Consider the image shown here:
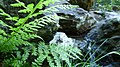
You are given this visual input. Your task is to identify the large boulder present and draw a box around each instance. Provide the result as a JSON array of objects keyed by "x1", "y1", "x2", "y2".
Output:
[
  {"x1": 43, "y1": 0, "x2": 97, "y2": 41},
  {"x1": 84, "y1": 13, "x2": 120, "y2": 66},
  {"x1": 84, "y1": 11, "x2": 120, "y2": 51}
]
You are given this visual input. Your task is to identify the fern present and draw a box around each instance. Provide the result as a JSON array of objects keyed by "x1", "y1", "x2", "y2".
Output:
[
  {"x1": 49, "y1": 44, "x2": 82, "y2": 67},
  {"x1": 32, "y1": 42, "x2": 83, "y2": 67},
  {"x1": 0, "y1": 0, "x2": 56, "y2": 60},
  {"x1": 0, "y1": 0, "x2": 59, "y2": 52},
  {"x1": 0, "y1": 0, "x2": 83, "y2": 67}
]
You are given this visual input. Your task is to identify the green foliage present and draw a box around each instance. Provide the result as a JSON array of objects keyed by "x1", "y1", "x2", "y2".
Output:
[
  {"x1": 32, "y1": 43, "x2": 82, "y2": 67},
  {"x1": 0, "y1": 0, "x2": 83, "y2": 67},
  {"x1": 3, "y1": 42, "x2": 82, "y2": 67},
  {"x1": 0, "y1": 0, "x2": 49, "y2": 52},
  {"x1": 95, "y1": 0, "x2": 120, "y2": 11}
]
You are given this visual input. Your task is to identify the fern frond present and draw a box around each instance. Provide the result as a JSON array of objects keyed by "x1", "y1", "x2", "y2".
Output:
[
  {"x1": 26, "y1": 3, "x2": 34, "y2": 11},
  {"x1": 10, "y1": 0, "x2": 26, "y2": 8},
  {"x1": 29, "y1": 4, "x2": 78, "y2": 18},
  {"x1": 0, "y1": 29, "x2": 7, "y2": 36},
  {"x1": 0, "y1": 9, "x2": 19, "y2": 22},
  {"x1": 18, "y1": 3, "x2": 34, "y2": 13},
  {"x1": 0, "y1": 0, "x2": 47, "y2": 52},
  {"x1": 15, "y1": 18, "x2": 25, "y2": 26},
  {"x1": 0, "y1": 20, "x2": 11, "y2": 28},
  {"x1": 0, "y1": 34, "x2": 32, "y2": 52},
  {"x1": 32, "y1": 42, "x2": 83, "y2": 67},
  {"x1": 6, "y1": 16, "x2": 19, "y2": 21},
  {"x1": 0, "y1": 9, "x2": 11, "y2": 17},
  {"x1": 43, "y1": 0, "x2": 53, "y2": 6},
  {"x1": 10, "y1": 2, "x2": 24, "y2": 7},
  {"x1": 32, "y1": 42, "x2": 49, "y2": 66},
  {"x1": 49, "y1": 45, "x2": 83, "y2": 67}
]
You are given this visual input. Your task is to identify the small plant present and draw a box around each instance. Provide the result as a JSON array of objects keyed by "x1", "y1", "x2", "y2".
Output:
[{"x1": 74, "y1": 39, "x2": 120, "y2": 67}]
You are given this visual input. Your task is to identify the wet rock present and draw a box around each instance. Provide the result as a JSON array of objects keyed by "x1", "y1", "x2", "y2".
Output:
[
  {"x1": 57, "y1": 7, "x2": 96, "y2": 37},
  {"x1": 104, "y1": 62, "x2": 120, "y2": 67},
  {"x1": 50, "y1": 32, "x2": 86, "y2": 50},
  {"x1": 85, "y1": 12, "x2": 120, "y2": 41},
  {"x1": 44, "y1": 0, "x2": 97, "y2": 40},
  {"x1": 85, "y1": 16, "x2": 120, "y2": 51},
  {"x1": 84, "y1": 13, "x2": 120, "y2": 66}
]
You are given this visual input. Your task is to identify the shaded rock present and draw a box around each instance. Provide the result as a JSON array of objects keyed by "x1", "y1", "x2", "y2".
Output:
[
  {"x1": 67, "y1": 0, "x2": 94, "y2": 11},
  {"x1": 85, "y1": 16, "x2": 120, "y2": 51},
  {"x1": 84, "y1": 13, "x2": 120, "y2": 66},
  {"x1": 57, "y1": 8, "x2": 96, "y2": 37},
  {"x1": 91, "y1": 11, "x2": 120, "y2": 21},
  {"x1": 104, "y1": 62, "x2": 120, "y2": 67},
  {"x1": 44, "y1": 0, "x2": 97, "y2": 41},
  {"x1": 112, "y1": 5, "x2": 120, "y2": 12}
]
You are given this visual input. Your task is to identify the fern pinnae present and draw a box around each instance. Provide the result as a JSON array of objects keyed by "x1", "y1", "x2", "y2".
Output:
[
  {"x1": 10, "y1": 0, "x2": 26, "y2": 8},
  {"x1": 1, "y1": 0, "x2": 45, "y2": 51}
]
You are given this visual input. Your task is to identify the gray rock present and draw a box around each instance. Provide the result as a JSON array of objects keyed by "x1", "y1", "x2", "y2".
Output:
[{"x1": 50, "y1": 32, "x2": 86, "y2": 49}]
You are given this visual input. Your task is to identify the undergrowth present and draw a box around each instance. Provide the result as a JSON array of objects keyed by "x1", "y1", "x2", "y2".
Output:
[{"x1": 0, "y1": 0, "x2": 83, "y2": 67}]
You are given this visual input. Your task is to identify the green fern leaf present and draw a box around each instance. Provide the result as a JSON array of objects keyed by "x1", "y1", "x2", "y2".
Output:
[
  {"x1": 0, "y1": 12, "x2": 11, "y2": 17},
  {"x1": 18, "y1": 9, "x2": 30, "y2": 13},
  {"x1": 47, "y1": 56, "x2": 56, "y2": 67},
  {"x1": 43, "y1": 0, "x2": 51, "y2": 6},
  {"x1": 15, "y1": 18, "x2": 25, "y2": 26},
  {"x1": 6, "y1": 16, "x2": 19, "y2": 21},
  {"x1": 0, "y1": 29, "x2": 7, "y2": 36},
  {"x1": 0, "y1": 8, "x2": 4, "y2": 12},
  {"x1": 10, "y1": 3, "x2": 24, "y2": 7},
  {"x1": 35, "y1": 0, "x2": 44, "y2": 9},
  {"x1": 31, "y1": 45, "x2": 37, "y2": 56},
  {"x1": 0, "y1": 20, "x2": 9, "y2": 26},
  {"x1": 29, "y1": 10, "x2": 43, "y2": 18},
  {"x1": 11, "y1": 0, "x2": 25, "y2": 8},
  {"x1": 26, "y1": 3, "x2": 34, "y2": 11},
  {"x1": 22, "y1": 52, "x2": 29, "y2": 61}
]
